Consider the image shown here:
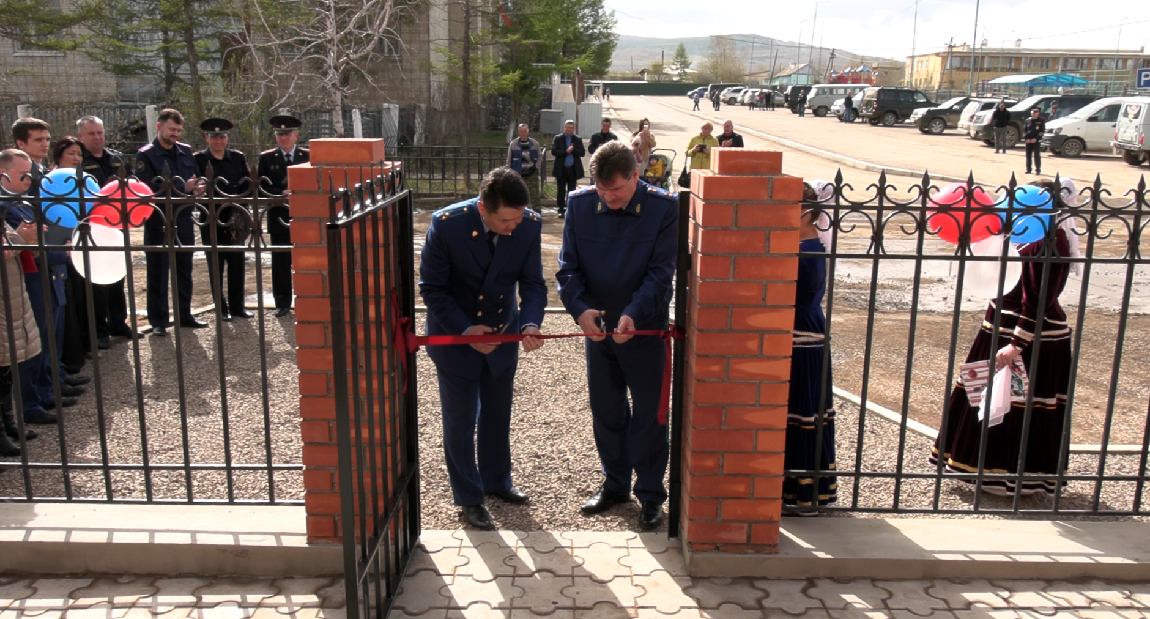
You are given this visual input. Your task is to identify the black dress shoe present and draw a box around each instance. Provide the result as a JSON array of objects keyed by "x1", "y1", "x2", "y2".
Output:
[
  {"x1": 110, "y1": 324, "x2": 134, "y2": 337},
  {"x1": 487, "y1": 487, "x2": 530, "y2": 504},
  {"x1": 232, "y1": 308, "x2": 254, "y2": 319},
  {"x1": 580, "y1": 487, "x2": 631, "y2": 515},
  {"x1": 63, "y1": 375, "x2": 91, "y2": 387},
  {"x1": 60, "y1": 385, "x2": 86, "y2": 397},
  {"x1": 639, "y1": 501, "x2": 664, "y2": 530},
  {"x1": 97, "y1": 337, "x2": 111, "y2": 350},
  {"x1": 462, "y1": 505, "x2": 494, "y2": 530},
  {"x1": 44, "y1": 398, "x2": 78, "y2": 409},
  {"x1": 180, "y1": 318, "x2": 209, "y2": 329},
  {"x1": 221, "y1": 311, "x2": 233, "y2": 322},
  {"x1": 151, "y1": 326, "x2": 168, "y2": 337},
  {"x1": 25, "y1": 411, "x2": 58, "y2": 425},
  {"x1": 275, "y1": 307, "x2": 291, "y2": 318}
]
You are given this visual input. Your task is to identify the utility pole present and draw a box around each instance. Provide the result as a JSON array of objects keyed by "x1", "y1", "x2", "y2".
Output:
[
  {"x1": 809, "y1": 2, "x2": 829, "y2": 72},
  {"x1": 769, "y1": 49, "x2": 779, "y2": 84},
  {"x1": 940, "y1": 37, "x2": 954, "y2": 91},
  {"x1": 825, "y1": 48, "x2": 836, "y2": 82},
  {"x1": 749, "y1": 36, "x2": 756, "y2": 81},
  {"x1": 968, "y1": 0, "x2": 980, "y2": 94},
  {"x1": 909, "y1": 0, "x2": 919, "y2": 87}
]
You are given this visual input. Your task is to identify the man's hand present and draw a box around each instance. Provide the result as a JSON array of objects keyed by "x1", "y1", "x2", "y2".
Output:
[
  {"x1": 567, "y1": 145, "x2": 574, "y2": 153},
  {"x1": 721, "y1": 139, "x2": 733, "y2": 147},
  {"x1": 186, "y1": 176, "x2": 206, "y2": 196},
  {"x1": 16, "y1": 222, "x2": 38, "y2": 244},
  {"x1": 464, "y1": 324, "x2": 497, "y2": 354},
  {"x1": 522, "y1": 326, "x2": 544, "y2": 352},
  {"x1": 995, "y1": 343, "x2": 1022, "y2": 371},
  {"x1": 613, "y1": 315, "x2": 636, "y2": 344},
  {"x1": 577, "y1": 309, "x2": 606, "y2": 342}
]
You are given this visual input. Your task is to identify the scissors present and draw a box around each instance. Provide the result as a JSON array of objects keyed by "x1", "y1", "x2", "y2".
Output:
[{"x1": 594, "y1": 312, "x2": 611, "y2": 334}]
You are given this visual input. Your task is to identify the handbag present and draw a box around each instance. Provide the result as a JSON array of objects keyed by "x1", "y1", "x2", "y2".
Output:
[{"x1": 677, "y1": 165, "x2": 691, "y2": 189}]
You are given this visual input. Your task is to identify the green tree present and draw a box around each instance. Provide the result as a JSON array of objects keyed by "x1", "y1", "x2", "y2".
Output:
[
  {"x1": 672, "y1": 42, "x2": 691, "y2": 81},
  {"x1": 0, "y1": 0, "x2": 96, "y2": 52}
]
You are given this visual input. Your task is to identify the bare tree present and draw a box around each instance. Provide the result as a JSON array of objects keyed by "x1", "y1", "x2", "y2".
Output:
[{"x1": 704, "y1": 35, "x2": 747, "y2": 83}]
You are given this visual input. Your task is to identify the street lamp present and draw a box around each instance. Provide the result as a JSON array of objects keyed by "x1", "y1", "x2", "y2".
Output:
[
  {"x1": 909, "y1": 0, "x2": 919, "y2": 87},
  {"x1": 798, "y1": 19, "x2": 808, "y2": 84},
  {"x1": 968, "y1": 0, "x2": 980, "y2": 94},
  {"x1": 809, "y1": 2, "x2": 830, "y2": 78}
]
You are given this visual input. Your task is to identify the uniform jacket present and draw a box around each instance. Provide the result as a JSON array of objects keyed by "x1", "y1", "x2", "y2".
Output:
[
  {"x1": 195, "y1": 148, "x2": 252, "y2": 243},
  {"x1": 556, "y1": 180, "x2": 679, "y2": 332},
  {"x1": 418, "y1": 198, "x2": 547, "y2": 379},
  {"x1": 0, "y1": 226, "x2": 42, "y2": 367},
  {"x1": 1023, "y1": 117, "x2": 1046, "y2": 142},
  {"x1": 257, "y1": 146, "x2": 310, "y2": 196},
  {"x1": 136, "y1": 138, "x2": 200, "y2": 228},
  {"x1": 81, "y1": 146, "x2": 126, "y2": 186},
  {"x1": 550, "y1": 134, "x2": 585, "y2": 179}
]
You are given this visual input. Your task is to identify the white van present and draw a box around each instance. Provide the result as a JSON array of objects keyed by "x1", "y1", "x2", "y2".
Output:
[
  {"x1": 1042, "y1": 97, "x2": 1127, "y2": 158},
  {"x1": 805, "y1": 84, "x2": 869, "y2": 117},
  {"x1": 1112, "y1": 97, "x2": 1150, "y2": 167}
]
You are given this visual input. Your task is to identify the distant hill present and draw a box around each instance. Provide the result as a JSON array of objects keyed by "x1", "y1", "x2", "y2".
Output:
[{"x1": 611, "y1": 34, "x2": 886, "y2": 79}]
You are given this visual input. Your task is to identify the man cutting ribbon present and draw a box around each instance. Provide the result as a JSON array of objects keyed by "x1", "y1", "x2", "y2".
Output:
[
  {"x1": 556, "y1": 140, "x2": 679, "y2": 530},
  {"x1": 418, "y1": 167, "x2": 547, "y2": 531}
]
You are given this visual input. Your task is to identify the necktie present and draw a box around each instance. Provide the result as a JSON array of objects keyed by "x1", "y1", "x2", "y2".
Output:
[
  {"x1": 284, "y1": 152, "x2": 292, "y2": 165},
  {"x1": 486, "y1": 230, "x2": 497, "y2": 255}
]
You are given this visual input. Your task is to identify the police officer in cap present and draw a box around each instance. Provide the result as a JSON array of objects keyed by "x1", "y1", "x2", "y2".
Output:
[
  {"x1": 135, "y1": 108, "x2": 207, "y2": 336},
  {"x1": 556, "y1": 140, "x2": 678, "y2": 530},
  {"x1": 195, "y1": 118, "x2": 253, "y2": 322},
  {"x1": 257, "y1": 115, "x2": 309, "y2": 318}
]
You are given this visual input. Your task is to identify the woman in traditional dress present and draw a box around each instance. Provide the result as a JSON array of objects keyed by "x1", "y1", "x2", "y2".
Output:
[
  {"x1": 783, "y1": 182, "x2": 838, "y2": 515},
  {"x1": 931, "y1": 179, "x2": 1080, "y2": 497}
]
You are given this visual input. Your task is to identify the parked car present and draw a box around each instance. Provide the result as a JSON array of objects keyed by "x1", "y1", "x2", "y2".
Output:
[
  {"x1": 705, "y1": 83, "x2": 744, "y2": 99},
  {"x1": 1111, "y1": 97, "x2": 1150, "y2": 167},
  {"x1": 687, "y1": 87, "x2": 707, "y2": 99},
  {"x1": 967, "y1": 94, "x2": 1099, "y2": 148},
  {"x1": 956, "y1": 98, "x2": 1015, "y2": 136},
  {"x1": 1042, "y1": 97, "x2": 1126, "y2": 157},
  {"x1": 721, "y1": 87, "x2": 746, "y2": 105},
  {"x1": 858, "y1": 87, "x2": 936, "y2": 126},
  {"x1": 805, "y1": 83, "x2": 869, "y2": 117},
  {"x1": 831, "y1": 98, "x2": 846, "y2": 118},
  {"x1": 740, "y1": 88, "x2": 762, "y2": 105},
  {"x1": 911, "y1": 96, "x2": 972, "y2": 134},
  {"x1": 782, "y1": 85, "x2": 811, "y2": 113}
]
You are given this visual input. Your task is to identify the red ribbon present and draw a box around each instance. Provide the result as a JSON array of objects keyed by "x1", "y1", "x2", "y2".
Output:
[{"x1": 386, "y1": 292, "x2": 684, "y2": 424}]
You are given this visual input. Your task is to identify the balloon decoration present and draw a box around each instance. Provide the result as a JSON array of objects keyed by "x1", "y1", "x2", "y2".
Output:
[
  {"x1": 964, "y1": 235, "x2": 1022, "y2": 300},
  {"x1": 996, "y1": 185, "x2": 1054, "y2": 244},
  {"x1": 69, "y1": 225, "x2": 128, "y2": 285},
  {"x1": 39, "y1": 168, "x2": 102, "y2": 228},
  {"x1": 927, "y1": 183, "x2": 1001, "y2": 245},
  {"x1": 89, "y1": 179, "x2": 156, "y2": 228}
]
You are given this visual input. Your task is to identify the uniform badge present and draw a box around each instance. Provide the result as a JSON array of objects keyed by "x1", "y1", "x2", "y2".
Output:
[
  {"x1": 636, "y1": 205, "x2": 642, "y2": 213},
  {"x1": 472, "y1": 230, "x2": 478, "y2": 237},
  {"x1": 597, "y1": 203, "x2": 603, "y2": 212},
  {"x1": 136, "y1": 160, "x2": 146, "y2": 173}
]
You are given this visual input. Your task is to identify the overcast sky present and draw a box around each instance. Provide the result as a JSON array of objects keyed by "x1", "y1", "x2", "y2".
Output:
[{"x1": 605, "y1": 0, "x2": 1150, "y2": 61}]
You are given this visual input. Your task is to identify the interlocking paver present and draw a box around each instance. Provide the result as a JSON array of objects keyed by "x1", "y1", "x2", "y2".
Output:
[
  {"x1": 510, "y1": 572, "x2": 574, "y2": 614},
  {"x1": 62, "y1": 603, "x2": 134, "y2": 619},
  {"x1": 394, "y1": 571, "x2": 454, "y2": 615},
  {"x1": 754, "y1": 579, "x2": 823, "y2": 615},
  {"x1": 504, "y1": 547, "x2": 583, "y2": 577},
  {"x1": 1119, "y1": 583, "x2": 1150, "y2": 608},
  {"x1": 926, "y1": 581, "x2": 1011, "y2": 609},
  {"x1": 627, "y1": 533, "x2": 673, "y2": 554},
  {"x1": 389, "y1": 610, "x2": 448, "y2": 619},
  {"x1": 633, "y1": 571, "x2": 696, "y2": 614},
  {"x1": 454, "y1": 531, "x2": 524, "y2": 548},
  {"x1": 572, "y1": 543, "x2": 630, "y2": 583},
  {"x1": 518, "y1": 532, "x2": 568, "y2": 554},
  {"x1": 808, "y1": 580, "x2": 891, "y2": 611},
  {"x1": 571, "y1": 602, "x2": 631, "y2": 619},
  {"x1": 763, "y1": 609, "x2": 834, "y2": 619},
  {"x1": 684, "y1": 578, "x2": 766, "y2": 610},
  {"x1": 878, "y1": 581, "x2": 952, "y2": 615},
  {"x1": 560, "y1": 532, "x2": 635, "y2": 549},
  {"x1": 260, "y1": 578, "x2": 330, "y2": 611},
  {"x1": 421, "y1": 531, "x2": 463, "y2": 554},
  {"x1": 442, "y1": 577, "x2": 520, "y2": 610},
  {"x1": 408, "y1": 548, "x2": 471, "y2": 577},
  {"x1": 1074, "y1": 609, "x2": 1149, "y2": 619},
  {"x1": 701, "y1": 603, "x2": 766, "y2": 619},
  {"x1": 457, "y1": 543, "x2": 518, "y2": 582},
  {"x1": 194, "y1": 579, "x2": 278, "y2": 607},
  {"x1": 562, "y1": 577, "x2": 643, "y2": 610},
  {"x1": 314, "y1": 582, "x2": 345, "y2": 610},
  {"x1": 991, "y1": 582, "x2": 1071, "y2": 611},
  {"x1": 618, "y1": 547, "x2": 686, "y2": 577},
  {"x1": 0, "y1": 581, "x2": 36, "y2": 609},
  {"x1": 192, "y1": 603, "x2": 250, "y2": 619},
  {"x1": 71, "y1": 578, "x2": 159, "y2": 608},
  {"x1": 1064, "y1": 584, "x2": 1138, "y2": 608}
]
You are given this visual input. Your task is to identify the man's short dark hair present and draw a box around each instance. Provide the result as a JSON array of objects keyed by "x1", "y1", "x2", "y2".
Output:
[
  {"x1": 157, "y1": 108, "x2": 184, "y2": 125},
  {"x1": 12, "y1": 117, "x2": 50, "y2": 145},
  {"x1": 480, "y1": 167, "x2": 530, "y2": 211},
  {"x1": 601, "y1": 117, "x2": 611, "y2": 124},
  {"x1": 589, "y1": 141, "x2": 636, "y2": 184}
]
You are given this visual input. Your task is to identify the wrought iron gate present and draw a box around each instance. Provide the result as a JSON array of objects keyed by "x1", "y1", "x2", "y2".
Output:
[{"x1": 326, "y1": 169, "x2": 419, "y2": 619}]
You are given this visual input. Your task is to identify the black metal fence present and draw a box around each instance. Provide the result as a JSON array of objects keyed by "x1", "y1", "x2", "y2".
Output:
[
  {"x1": 326, "y1": 170, "x2": 419, "y2": 619},
  {"x1": 394, "y1": 145, "x2": 554, "y2": 200},
  {"x1": 0, "y1": 166, "x2": 302, "y2": 503},
  {"x1": 792, "y1": 170, "x2": 1150, "y2": 516}
]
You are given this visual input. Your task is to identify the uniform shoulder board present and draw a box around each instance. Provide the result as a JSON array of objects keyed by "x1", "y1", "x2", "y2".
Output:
[
  {"x1": 433, "y1": 202, "x2": 471, "y2": 222},
  {"x1": 176, "y1": 141, "x2": 192, "y2": 149},
  {"x1": 261, "y1": 148, "x2": 277, "y2": 156},
  {"x1": 524, "y1": 209, "x2": 541, "y2": 222},
  {"x1": 646, "y1": 184, "x2": 675, "y2": 200},
  {"x1": 229, "y1": 148, "x2": 245, "y2": 156},
  {"x1": 570, "y1": 184, "x2": 598, "y2": 198},
  {"x1": 298, "y1": 147, "x2": 310, "y2": 154},
  {"x1": 137, "y1": 143, "x2": 154, "y2": 153}
]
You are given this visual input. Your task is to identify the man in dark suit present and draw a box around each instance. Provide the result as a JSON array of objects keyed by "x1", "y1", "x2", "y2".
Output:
[
  {"x1": 257, "y1": 115, "x2": 309, "y2": 318},
  {"x1": 135, "y1": 108, "x2": 207, "y2": 336},
  {"x1": 550, "y1": 120, "x2": 584, "y2": 219},
  {"x1": 418, "y1": 167, "x2": 547, "y2": 530},
  {"x1": 194, "y1": 118, "x2": 252, "y2": 322}
]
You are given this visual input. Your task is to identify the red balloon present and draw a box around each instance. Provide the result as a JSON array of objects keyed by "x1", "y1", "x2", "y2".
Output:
[
  {"x1": 90, "y1": 179, "x2": 156, "y2": 228},
  {"x1": 927, "y1": 183, "x2": 1001, "y2": 245}
]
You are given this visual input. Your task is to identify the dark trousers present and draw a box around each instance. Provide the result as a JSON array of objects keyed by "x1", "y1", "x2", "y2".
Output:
[
  {"x1": 144, "y1": 214, "x2": 195, "y2": 328},
  {"x1": 767, "y1": 98, "x2": 775, "y2": 111},
  {"x1": 555, "y1": 168, "x2": 578, "y2": 213},
  {"x1": 1, "y1": 361, "x2": 47, "y2": 420},
  {"x1": 585, "y1": 335, "x2": 669, "y2": 504},
  {"x1": 692, "y1": 99, "x2": 700, "y2": 110},
  {"x1": 1025, "y1": 142, "x2": 1042, "y2": 173},
  {"x1": 92, "y1": 281, "x2": 129, "y2": 339},
  {"x1": 267, "y1": 206, "x2": 292, "y2": 310},
  {"x1": 436, "y1": 358, "x2": 517, "y2": 506},
  {"x1": 201, "y1": 225, "x2": 247, "y2": 313}
]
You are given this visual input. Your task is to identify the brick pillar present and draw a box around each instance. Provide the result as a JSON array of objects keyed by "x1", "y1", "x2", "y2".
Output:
[
  {"x1": 681, "y1": 148, "x2": 803, "y2": 558},
  {"x1": 286, "y1": 138, "x2": 395, "y2": 544}
]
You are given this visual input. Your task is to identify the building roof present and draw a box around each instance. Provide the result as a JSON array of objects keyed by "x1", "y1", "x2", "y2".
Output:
[
  {"x1": 773, "y1": 63, "x2": 812, "y2": 78},
  {"x1": 914, "y1": 46, "x2": 1147, "y2": 59}
]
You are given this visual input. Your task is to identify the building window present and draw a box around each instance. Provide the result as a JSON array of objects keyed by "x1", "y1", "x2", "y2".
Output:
[
  {"x1": 1063, "y1": 58, "x2": 1088, "y2": 70},
  {"x1": 12, "y1": 0, "x2": 67, "y2": 55},
  {"x1": 947, "y1": 56, "x2": 972, "y2": 70},
  {"x1": 1027, "y1": 58, "x2": 1052, "y2": 71}
]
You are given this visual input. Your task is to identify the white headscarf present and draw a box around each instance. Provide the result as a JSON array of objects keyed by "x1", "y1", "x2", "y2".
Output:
[
  {"x1": 808, "y1": 179, "x2": 835, "y2": 252},
  {"x1": 1058, "y1": 178, "x2": 1084, "y2": 276}
]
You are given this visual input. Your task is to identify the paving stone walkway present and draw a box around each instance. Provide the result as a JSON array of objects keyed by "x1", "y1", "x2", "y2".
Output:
[{"x1": 4, "y1": 530, "x2": 1150, "y2": 619}]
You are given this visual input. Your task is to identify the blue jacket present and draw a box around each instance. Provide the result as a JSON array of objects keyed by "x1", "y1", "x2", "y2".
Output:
[
  {"x1": 418, "y1": 198, "x2": 547, "y2": 378},
  {"x1": 556, "y1": 180, "x2": 678, "y2": 331},
  {"x1": 3, "y1": 201, "x2": 67, "y2": 309}
]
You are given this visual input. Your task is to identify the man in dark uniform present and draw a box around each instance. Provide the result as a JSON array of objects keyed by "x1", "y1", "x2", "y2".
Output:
[
  {"x1": 135, "y1": 108, "x2": 207, "y2": 336},
  {"x1": 194, "y1": 118, "x2": 252, "y2": 322},
  {"x1": 77, "y1": 115, "x2": 131, "y2": 348},
  {"x1": 556, "y1": 140, "x2": 678, "y2": 530},
  {"x1": 549, "y1": 120, "x2": 584, "y2": 219},
  {"x1": 257, "y1": 115, "x2": 309, "y2": 318},
  {"x1": 418, "y1": 167, "x2": 547, "y2": 530}
]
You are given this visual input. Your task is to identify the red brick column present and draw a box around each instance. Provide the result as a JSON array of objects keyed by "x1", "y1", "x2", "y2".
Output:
[
  {"x1": 286, "y1": 138, "x2": 395, "y2": 543},
  {"x1": 681, "y1": 148, "x2": 802, "y2": 556}
]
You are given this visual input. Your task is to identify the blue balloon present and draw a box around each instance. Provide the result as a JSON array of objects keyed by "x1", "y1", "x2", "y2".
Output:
[
  {"x1": 995, "y1": 185, "x2": 1054, "y2": 244},
  {"x1": 39, "y1": 168, "x2": 101, "y2": 228}
]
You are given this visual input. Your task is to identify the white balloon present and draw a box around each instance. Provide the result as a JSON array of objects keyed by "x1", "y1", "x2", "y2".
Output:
[
  {"x1": 70, "y1": 225, "x2": 128, "y2": 285},
  {"x1": 965, "y1": 235, "x2": 1022, "y2": 300}
]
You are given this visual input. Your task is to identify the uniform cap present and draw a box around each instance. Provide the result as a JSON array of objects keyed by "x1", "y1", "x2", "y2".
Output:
[
  {"x1": 200, "y1": 117, "x2": 234, "y2": 136},
  {"x1": 269, "y1": 115, "x2": 303, "y2": 133}
]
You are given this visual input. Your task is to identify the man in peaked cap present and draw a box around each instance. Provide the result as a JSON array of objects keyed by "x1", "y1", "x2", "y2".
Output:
[
  {"x1": 257, "y1": 115, "x2": 308, "y2": 318},
  {"x1": 194, "y1": 118, "x2": 252, "y2": 322}
]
